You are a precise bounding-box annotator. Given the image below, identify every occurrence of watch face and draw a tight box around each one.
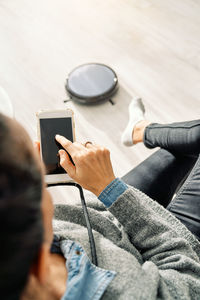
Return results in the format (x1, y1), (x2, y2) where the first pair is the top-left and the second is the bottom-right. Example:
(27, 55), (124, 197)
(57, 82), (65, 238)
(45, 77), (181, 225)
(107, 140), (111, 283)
(66, 63), (118, 101)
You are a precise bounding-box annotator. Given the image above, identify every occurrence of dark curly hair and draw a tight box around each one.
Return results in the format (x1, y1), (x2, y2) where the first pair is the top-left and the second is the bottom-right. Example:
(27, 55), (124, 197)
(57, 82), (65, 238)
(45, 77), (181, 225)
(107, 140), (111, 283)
(0, 114), (43, 300)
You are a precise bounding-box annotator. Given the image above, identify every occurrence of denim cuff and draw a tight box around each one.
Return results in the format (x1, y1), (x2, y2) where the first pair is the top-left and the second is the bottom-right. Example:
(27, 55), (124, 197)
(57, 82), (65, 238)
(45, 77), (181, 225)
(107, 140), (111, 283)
(98, 178), (128, 208)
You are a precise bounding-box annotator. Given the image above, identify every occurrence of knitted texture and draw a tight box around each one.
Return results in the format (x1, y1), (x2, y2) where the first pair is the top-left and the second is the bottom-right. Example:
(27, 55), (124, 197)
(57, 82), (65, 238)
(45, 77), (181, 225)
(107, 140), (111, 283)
(53, 187), (200, 300)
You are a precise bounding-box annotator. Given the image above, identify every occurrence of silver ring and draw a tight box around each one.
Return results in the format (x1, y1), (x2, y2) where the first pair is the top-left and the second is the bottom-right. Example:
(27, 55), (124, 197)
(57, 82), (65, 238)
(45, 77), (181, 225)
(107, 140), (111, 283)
(84, 141), (92, 147)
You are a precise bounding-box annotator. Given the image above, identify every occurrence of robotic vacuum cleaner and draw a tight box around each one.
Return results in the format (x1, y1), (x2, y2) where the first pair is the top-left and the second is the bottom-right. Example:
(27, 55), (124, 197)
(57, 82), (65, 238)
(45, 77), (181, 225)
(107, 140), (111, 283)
(65, 63), (118, 104)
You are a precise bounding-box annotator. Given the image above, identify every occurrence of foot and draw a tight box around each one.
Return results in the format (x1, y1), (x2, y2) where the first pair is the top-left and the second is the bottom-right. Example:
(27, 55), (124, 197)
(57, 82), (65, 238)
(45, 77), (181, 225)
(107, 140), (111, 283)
(121, 97), (145, 146)
(132, 120), (151, 144)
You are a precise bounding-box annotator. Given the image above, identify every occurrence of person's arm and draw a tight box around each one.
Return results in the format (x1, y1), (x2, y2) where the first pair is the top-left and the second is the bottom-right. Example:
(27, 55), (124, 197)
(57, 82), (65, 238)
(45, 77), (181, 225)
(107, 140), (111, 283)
(55, 136), (200, 298)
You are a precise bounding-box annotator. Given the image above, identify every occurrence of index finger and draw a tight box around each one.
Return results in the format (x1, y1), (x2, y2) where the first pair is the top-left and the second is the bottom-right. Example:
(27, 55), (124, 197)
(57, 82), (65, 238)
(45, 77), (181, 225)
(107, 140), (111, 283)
(55, 134), (72, 149)
(55, 134), (80, 155)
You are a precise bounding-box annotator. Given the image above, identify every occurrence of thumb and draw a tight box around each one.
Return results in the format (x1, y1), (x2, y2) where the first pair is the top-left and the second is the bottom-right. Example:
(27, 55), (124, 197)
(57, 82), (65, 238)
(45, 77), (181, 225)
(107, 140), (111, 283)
(59, 150), (76, 177)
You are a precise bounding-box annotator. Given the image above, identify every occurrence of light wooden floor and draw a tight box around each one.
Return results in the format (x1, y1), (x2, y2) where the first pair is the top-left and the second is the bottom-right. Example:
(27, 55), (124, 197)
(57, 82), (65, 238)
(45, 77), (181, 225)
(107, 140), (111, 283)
(1, 0), (200, 204)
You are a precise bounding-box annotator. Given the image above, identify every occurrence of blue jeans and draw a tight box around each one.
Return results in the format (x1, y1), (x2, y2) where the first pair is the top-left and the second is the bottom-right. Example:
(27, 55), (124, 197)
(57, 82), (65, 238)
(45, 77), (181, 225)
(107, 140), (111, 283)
(122, 120), (200, 240)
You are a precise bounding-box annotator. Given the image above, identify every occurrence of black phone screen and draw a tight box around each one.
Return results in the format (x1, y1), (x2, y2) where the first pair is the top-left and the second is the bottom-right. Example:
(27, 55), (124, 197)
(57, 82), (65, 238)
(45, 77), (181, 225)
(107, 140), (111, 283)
(40, 117), (73, 174)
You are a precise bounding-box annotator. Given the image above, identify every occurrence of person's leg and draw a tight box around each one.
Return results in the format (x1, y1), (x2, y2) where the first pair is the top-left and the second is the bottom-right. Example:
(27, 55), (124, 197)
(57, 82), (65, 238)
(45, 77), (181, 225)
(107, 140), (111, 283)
(121, 99), (200, 206)
(122, 149), (197, 208)
(122, 99), (200, 238)
(167, 155), (200, 240)
(122, 99), (200, 155)
(144, 120), (200, 156)
(122, 123), (200, 238)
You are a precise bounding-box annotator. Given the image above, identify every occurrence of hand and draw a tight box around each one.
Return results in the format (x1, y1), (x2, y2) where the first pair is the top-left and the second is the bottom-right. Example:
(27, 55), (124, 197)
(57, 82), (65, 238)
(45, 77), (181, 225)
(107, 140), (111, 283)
(55, 135), (116, 196)
(34, 141), (40, 155)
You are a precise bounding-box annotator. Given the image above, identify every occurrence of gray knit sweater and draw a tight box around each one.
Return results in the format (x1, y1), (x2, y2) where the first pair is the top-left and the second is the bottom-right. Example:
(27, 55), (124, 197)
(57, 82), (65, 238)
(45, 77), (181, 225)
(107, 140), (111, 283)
(53, 187), (200, 299)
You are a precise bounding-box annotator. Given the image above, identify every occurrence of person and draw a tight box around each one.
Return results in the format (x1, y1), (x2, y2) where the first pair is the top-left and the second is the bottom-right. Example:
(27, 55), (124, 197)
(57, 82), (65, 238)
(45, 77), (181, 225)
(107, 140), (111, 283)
(0, 99), (200, 300)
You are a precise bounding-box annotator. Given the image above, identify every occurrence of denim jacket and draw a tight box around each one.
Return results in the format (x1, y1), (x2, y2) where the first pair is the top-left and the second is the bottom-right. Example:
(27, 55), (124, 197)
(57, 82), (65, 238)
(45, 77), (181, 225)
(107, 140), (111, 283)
(51, 236), (116, 300)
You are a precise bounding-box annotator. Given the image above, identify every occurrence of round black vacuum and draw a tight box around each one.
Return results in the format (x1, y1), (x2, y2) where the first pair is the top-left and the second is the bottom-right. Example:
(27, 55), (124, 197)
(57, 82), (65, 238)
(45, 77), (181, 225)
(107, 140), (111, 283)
(65, 63), (118, 104)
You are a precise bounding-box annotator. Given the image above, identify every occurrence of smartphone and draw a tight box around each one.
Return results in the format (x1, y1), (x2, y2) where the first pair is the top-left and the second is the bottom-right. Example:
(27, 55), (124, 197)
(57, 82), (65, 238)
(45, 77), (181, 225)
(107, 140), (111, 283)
(37, 109), (75, 184)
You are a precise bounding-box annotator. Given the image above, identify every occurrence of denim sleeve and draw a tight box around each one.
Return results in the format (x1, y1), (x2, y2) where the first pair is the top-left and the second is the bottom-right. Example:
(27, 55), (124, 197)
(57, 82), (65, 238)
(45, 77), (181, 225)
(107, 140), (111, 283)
(98, 178), (128, 208)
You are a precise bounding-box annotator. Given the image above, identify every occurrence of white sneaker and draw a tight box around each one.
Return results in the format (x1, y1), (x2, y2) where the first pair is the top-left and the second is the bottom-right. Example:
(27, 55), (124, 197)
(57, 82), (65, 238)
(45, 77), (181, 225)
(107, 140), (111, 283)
(0, 87), (14, 118)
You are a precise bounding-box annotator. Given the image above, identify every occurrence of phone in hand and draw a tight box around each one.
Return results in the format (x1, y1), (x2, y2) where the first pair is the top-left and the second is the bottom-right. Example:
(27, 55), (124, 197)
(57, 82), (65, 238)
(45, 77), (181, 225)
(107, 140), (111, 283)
(37, 109), (75, 184)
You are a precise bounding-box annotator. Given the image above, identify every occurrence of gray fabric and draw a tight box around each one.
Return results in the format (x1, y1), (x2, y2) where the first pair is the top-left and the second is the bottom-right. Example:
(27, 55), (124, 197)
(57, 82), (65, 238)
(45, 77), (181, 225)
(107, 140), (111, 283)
(53, 187), (200, 300)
